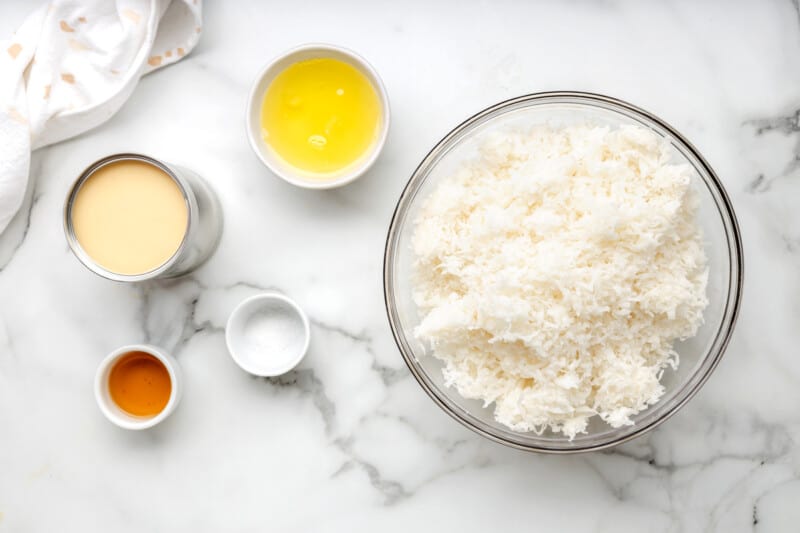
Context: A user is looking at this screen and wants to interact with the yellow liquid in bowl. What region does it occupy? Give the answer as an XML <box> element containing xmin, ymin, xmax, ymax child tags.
<box><xmin>260</xmin><ymin>57</ymin><xmax>381</xmax><ymax>176</ymax></box>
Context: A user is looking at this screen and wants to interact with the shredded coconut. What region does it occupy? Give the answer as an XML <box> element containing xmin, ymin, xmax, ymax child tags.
<box><xmin>411</xmin><ymin>124</ymin><xmax>709</xmax><ymax>439</ymax></box>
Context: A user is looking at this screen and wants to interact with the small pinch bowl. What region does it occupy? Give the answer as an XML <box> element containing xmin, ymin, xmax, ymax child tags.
<box><xmin>225</xmin><ymin>292</ymin><xmax>311</xmax><ymax>377</ymax></box>
<box><xmin>94</xmin><ymin>344</ymin><xmax>182</xmax><ymax>430</ymax></box>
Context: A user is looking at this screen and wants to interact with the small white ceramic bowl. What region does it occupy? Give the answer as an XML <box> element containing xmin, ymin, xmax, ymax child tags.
<box><xmin>226</xmin><ymin>292</ymin><xmax>311</xmax><ymax>377</ymax></box>
<box><xmin>246</xmin><ymin>43</ymin><xmax>390</xmax><ymax>189</ymax></box>
<box><xmin>94</xmin><ymin>344</ymin><xmax>182</xmax><ymax>430</ymax></box>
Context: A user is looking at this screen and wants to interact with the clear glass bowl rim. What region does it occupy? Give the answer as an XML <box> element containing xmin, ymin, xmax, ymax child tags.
<box><xmin>383</xmin><ymin>91</ymin><xmax>745</xmax><ymax>454</ymax></box>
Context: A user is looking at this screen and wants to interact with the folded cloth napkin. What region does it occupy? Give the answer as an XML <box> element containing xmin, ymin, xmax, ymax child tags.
<box><xmin>0</xmin><ymin>0</ymin><xmax>202</xmax><ymax>234</ymax></box>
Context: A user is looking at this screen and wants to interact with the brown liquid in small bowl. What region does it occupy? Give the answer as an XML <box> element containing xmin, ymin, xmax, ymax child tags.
<box><xmin>108</xmin><ymin>351</ymin><xmax>172</xmax><ymax>417</ymax></box>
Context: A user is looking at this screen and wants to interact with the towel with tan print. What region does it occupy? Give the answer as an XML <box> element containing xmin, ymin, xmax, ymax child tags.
<box><xmin>0</xmin><ymin>0</ymin><xmax>202</xmax><ymax>234</ymax></box>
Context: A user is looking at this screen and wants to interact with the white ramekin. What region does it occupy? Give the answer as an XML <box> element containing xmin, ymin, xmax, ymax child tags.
<box><xmin>94</xmin><ymin>344</ymin><xmax>182</xmax><ymax>430</ymax></box>
<box><xmin>246</xmin><ymin>43</ymin><xmax>390</xmax><ymax>189</ymax></box>
<box><xmin>225</xmin><ymin>292</ymin><xmax>311</xmax><ymax>377</ymax></box>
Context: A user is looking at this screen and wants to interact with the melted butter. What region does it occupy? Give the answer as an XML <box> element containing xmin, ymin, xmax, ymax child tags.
<box><xmin>260</xmin><ymin>57</ymin><xmax>381</xmax><ymax>176</ymax></box>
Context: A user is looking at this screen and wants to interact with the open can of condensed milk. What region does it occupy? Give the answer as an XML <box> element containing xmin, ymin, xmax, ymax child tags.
<box><xmin>64</xmin><ymin>153</ymin><xmax>223</xmax><ymax>282</ymax></box>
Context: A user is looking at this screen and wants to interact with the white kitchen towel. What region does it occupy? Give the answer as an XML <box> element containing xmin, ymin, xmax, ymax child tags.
<box><xmin>0</xmin><ymin>0</ymin><xmax>202</xmax><ymax>234</ymax></box>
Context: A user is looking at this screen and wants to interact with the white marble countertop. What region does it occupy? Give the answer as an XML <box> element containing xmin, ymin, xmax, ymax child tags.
<box><xmin>1</xmin><ymin>1</ymin><xmax>799</xmax><ymax>531</ymax></box>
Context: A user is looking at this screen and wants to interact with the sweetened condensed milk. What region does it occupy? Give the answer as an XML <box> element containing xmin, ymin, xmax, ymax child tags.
<box><xmin>70</xmin><ymin>160</ymin><xmax>188</xmax><ymax>275</ymax></box>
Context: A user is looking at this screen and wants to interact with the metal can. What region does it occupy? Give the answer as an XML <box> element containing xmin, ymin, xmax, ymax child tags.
<box><xmin>64</xmin><ymin>153</ymin><xmax>223</xmax><ymax>281</ymax></box>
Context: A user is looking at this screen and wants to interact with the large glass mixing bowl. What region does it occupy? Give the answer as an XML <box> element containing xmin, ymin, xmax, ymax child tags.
<box><xmin>383</xmin><ymin>92</ymin><xmax>744</xmax><ymax>453</ymax></box>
